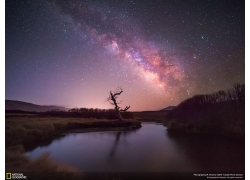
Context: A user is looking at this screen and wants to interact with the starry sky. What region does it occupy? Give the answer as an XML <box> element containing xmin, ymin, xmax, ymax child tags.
<box><xmin>5</xmin><ymin>0</ymin><xmax>245</xmax><ymax>111</ymax></box>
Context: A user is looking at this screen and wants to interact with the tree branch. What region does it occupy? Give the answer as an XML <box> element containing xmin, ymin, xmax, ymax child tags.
<box><xmin>120</xmin><ymin>106</ymin><xmax>130</xmax><ymax>111</ymax></box>
<box><xmin>113</xmin><ymin>89</ymin><xmax>123</xmax><ymax>97</ymax></box>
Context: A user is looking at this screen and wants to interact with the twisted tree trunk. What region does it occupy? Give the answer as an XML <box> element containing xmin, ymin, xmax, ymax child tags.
<box><xmin>108</xmin><ymin>88</ymin><xmax>130</xmax><ymax>121</ymax></box>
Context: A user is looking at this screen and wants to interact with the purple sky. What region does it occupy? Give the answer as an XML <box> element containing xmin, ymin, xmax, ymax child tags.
<box><xmin>5</xmin><ymin>0</ymin><xmax>245</xmax><ymax>111</ymax></box>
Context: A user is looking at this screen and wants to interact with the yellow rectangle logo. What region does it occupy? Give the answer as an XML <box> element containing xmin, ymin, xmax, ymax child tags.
<box><xmin>6</xmin><ymin>173</ymin><xmax>11</xmax><ymax>179</ymax></box>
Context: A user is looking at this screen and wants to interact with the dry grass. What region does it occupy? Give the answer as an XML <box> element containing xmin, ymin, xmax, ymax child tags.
<box><xmin>6</xmin><ymin>146</ymin><xmax>82</xmax><ymax>180</ymax></box>
<box><xmin>6</xmin><ymin>116</ymin><xmax>141</xmax><ymax>147</ymax></box>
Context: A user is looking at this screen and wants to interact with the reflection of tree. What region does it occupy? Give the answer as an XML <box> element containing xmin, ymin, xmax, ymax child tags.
<box><xmin>109</xmin><ymin>132</ymin><xmax>121</xmax><ymax>158</ymax></box>
<box><xmin>107</xmin><ymin>129</ymin><xmax>138</xmax><ymax>162</ymax></box>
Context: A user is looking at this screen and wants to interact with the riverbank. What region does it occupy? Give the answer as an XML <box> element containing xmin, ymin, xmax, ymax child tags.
<box><xmin>5</xmin><ymin>114</ymin><xmax>141</xmax><ymax>179</ymax></box>
<box><xmin>6</xmin><ymin>115</ymin><xmax>141</xmax><ymax>147</ymax></box>
<box><xmin>6</xmin><ymin>147</ymin><xmax>82</xmax><ymax>180</ymax></box>
<box><xmin>163</xmin><ymin>84</ymin><xmax>245</xmax><ymax>139</ymax></box>
<box><xmin>164</xmin><ymin>121</ymin><xmax>244</xmax><ymax>140</ymax></box>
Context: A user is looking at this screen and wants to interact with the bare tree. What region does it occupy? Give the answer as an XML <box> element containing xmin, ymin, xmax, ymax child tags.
<box><xmin>107</xmin><ymin>87</ymin><xmax>130</xmax><ymax>121</ymax></box>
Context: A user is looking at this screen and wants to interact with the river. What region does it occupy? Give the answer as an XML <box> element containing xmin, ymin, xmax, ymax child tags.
<box><xmin>26</xmin><ymin>123</ymin><xmax>244</xmax><ymax>174</ymax></box>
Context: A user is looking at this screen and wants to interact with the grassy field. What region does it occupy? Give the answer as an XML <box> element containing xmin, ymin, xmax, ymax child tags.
<box><xmin>5</xmin><ymin>113</ymin><xmax>141</xmax><ymax>179</ymax></box>
<box><xmin>6</xmin><ymin>115</ymin><xmax>141</xmax><ymax>147</ymax></box>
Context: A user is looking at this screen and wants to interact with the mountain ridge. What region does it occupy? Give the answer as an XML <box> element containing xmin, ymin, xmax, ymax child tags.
<box><xmin>160</xmin><ymin>106</ymin><xmax>176</xmax><ymax>111</ymax></box>
<box><xmin>5</xmin><ymin>100</ymin><xmax>69</xmax><ymax>112</ymax></box>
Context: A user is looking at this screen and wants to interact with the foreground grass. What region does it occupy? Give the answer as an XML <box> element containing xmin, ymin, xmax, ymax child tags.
<box><xmin>6</xmin><ymin>145</ymin><xmax>82</xmax><ymax>180</ymax></box>
<box><xmin>6</xmin><ymin>114</ymin><xmax>141</xmax><ymax>179</ymax></box>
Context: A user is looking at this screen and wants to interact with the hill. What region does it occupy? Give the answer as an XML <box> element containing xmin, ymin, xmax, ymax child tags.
<box><xmin>165</xmin><ymin>83</ymin><xmax>245</xmax><ymax>137</ymax></box>
<box><xmin>5</xmin><ymin>100</ymin><xmax>69</xmax><ymax>112</ymax></box>
<box><xmin>160</xmin><ymin>106</ymin><xmax>176</xmax><ymax>111</ymax></box>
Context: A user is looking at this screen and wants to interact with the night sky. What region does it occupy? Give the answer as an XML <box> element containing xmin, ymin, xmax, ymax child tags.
<box><xmin>5</xmin><ymin>0</ymin><xmax>245</xmax><ymax>111</ymax></box>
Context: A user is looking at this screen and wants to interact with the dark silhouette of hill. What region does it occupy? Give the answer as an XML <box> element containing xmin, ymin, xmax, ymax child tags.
<box><xmin>160</xmin><ymin>106</ymin><xmax>176</xmax><ymax>111</ymax></box>
<box><xmin>165</xmin><ymin>83</ymin><xmax>245</xmax><ymax>137</ymax></box>
<box><xmin>5</xmin><ymin>100</ymin><xmax>69</xmax><ymax>112</ymax></box>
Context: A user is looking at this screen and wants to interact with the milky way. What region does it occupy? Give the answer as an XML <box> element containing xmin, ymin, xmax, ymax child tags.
<box><xmin>6</xmin><ymin>0</ymin><xmax>245</xmax><ymax>110</ymax></box>
<box><xmin>52</xmin><ymin>0</ymin><xmax>189</xmax><ymax>94</ymax></box>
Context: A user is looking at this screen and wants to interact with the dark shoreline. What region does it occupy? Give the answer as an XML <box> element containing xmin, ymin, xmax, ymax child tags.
<box><xmin>6</xmin><ymin>118</ymin><xmax>141</xmax><ymax>152</ymax></box>
<box><xmin>164</xmin><ymin>123</ymin><xmax>245</xmax><ymax>140</ymax></box>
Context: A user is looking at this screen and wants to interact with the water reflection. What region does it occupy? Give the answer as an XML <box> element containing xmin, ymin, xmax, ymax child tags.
<box><xmin>108</xmin><ymin>129</ymin><xmax>138</xmax><ymax>161</ymax></box>
<box><xmin>26</xmin><ymin>123</ymin><xmax>244</xmax><ymax>173</ymax></box>
<box><xmin>24</xmin><ymin>135</ymin><xmax>66</xmax><ymax>151</ymax></box>
<box><xmin>108</xmin><ymin>132</ymin><xmax>121</xmax><ymax>158</ymax></box>
<box><xmin>166</xmin><ymin>131</ymin><xmax>244</xmax><ymax>172</ymax></box>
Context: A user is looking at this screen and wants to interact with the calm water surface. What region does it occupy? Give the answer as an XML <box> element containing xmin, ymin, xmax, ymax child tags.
<box><xmin>26</xmin><ymin>123</ymin><xmax>244</xmax><ymax>173</ymax></box>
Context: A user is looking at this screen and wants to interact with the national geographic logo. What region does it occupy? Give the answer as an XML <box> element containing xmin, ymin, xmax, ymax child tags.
<box><xmin>6</xmin><ymin>173</ymin><xmax>11</xmax><ymax>179</ymax></box>
<box><xmin>6</xmin><ymin>173</ymin><xmax>27</xmax><ymax>179</ymax></box>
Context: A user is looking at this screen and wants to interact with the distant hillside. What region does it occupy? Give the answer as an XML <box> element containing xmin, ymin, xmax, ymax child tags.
<box><xmin>160</xmin><ymin>106</ymin><xmax>176</xmax><ymax>111</ymax></box>
<box><xmin>5</xmin><ymin>100</ymin><xmax>69</xmax><ymax>112</ymax></box>
<box><xmin>165</xmin><ymin>83</ymin><xmax>245</xmax><ymax>137</ymax></box>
